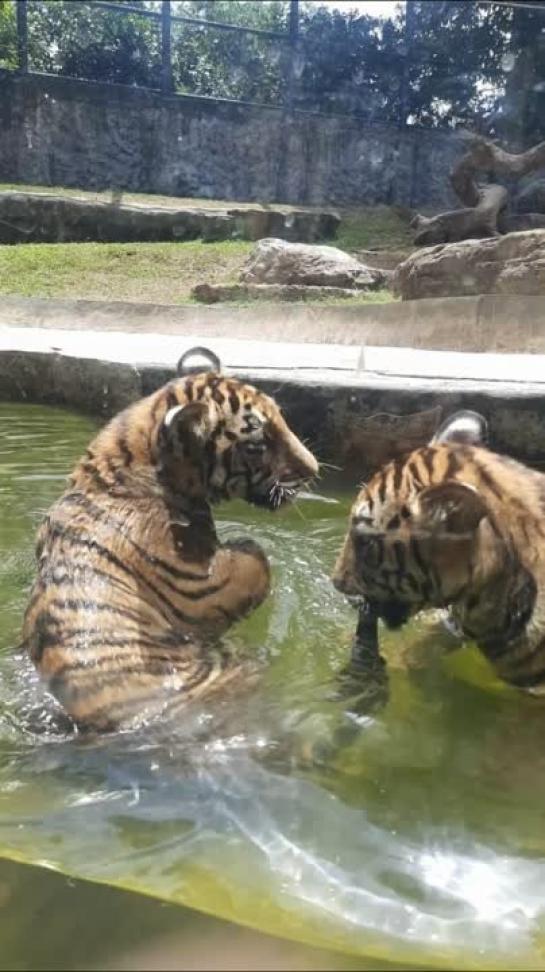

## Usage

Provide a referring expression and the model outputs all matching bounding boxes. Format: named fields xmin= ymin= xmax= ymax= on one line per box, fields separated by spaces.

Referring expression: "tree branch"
xmin=411 ymin=134 xmax=545 ymax=246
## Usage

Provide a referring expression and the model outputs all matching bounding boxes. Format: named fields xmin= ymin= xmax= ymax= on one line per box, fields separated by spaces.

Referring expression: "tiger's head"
xmin=332 ymin=410 xmax=497 ymax=628
xmin=159 ymin=375 xmax=318 ymax=509
xmin=85 ymin=348 xmax=319 ymax=511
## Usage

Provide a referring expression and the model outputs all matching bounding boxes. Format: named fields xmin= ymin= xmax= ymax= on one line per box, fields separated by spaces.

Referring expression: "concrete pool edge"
xmin=1 ymin=324 xmax=545 ymax=466
xmin=1 ymin=293 xmax=545 ymax=353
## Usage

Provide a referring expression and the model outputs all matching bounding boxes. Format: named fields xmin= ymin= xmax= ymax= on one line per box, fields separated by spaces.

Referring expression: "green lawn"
xmin=335 ymin=205 xmax=413 ymax=251
xmin=0 ymin=240 xmax=395 ymax=304
xmin=0 ymin=240 xmax=253 ymax=304
xmin=0 ymin=184 xmax=408 ymax=304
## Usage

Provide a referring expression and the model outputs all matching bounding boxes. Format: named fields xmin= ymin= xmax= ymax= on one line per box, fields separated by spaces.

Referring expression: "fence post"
xmin=277 ymin=1 xmax=299 ymax=202
xmin=16 ymin=0 xmax=29 ymax=74
xmin=399 ymin=0 xmax=415 ymax=128
xmin=285 ymin=0 xmax=299 ymax=111
xmin=161 ymin=0 xmax=173 ymax=93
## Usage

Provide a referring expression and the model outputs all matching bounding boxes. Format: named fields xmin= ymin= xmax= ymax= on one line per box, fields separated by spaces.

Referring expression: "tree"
xmin=500 ymin=0 xmax=545 ymax=145
xmin=2 ymin=0 xmax=544 ymax=145
xmin=294 ymin=5 xmax=404 ymax=123
xmin=395 ymin=1 xmax=511 ymax=131
xmin=26 ymin=0 xmax=161 ymax=87
xmin=0 ymin=0 xmax=17 ymax=71
xmin=170 ymin=1 xmax=288 ymax=103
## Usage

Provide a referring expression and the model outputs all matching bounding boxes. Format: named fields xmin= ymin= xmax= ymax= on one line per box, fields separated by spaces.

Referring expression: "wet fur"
xmin=333 ymin=411 xmax=545 ymax=693
xmin=23 ymin=371 xmax=318 ymax=730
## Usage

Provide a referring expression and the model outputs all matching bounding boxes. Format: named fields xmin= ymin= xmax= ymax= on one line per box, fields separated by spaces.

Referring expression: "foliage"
xmin=501 ymin=0 xmax=545 ymax=142
xmin=171 ymin=1 xmax=287 ymax=102
xmin=400 ymin=2 xmax=511 ymax=132
xmin=3 ymin=0 xmax=545 ymax=141
xmin=0 ymin=0 xmax=17 ymax=70
xmin=27 ymin=0 xmax=162 ymax=86
xmin=295 ymin=5 xmax=404 ymax=123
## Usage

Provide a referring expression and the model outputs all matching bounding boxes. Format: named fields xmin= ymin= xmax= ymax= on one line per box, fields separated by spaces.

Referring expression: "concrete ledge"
xmin=1 ymin=294 xmax=545 ymax=353
xmin=2 ymin=326 xmax=545 ymax=473
xmin=0 ymin=191 xmax=339 ymax=245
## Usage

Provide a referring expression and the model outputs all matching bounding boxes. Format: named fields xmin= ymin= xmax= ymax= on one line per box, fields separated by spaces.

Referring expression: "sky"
xmin=313 ymin=1 xmax=404 ymax=18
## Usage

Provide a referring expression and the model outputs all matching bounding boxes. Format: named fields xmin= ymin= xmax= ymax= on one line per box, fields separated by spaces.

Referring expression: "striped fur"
xmin=332 ymin=411 xmax=545 ymax=693
xmin=23 ymin=371 xmax=318 ymax=730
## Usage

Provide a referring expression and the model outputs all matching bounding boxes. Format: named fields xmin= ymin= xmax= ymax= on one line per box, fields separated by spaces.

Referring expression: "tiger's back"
xmin=23 ymin=363 xmax=318 ymax=730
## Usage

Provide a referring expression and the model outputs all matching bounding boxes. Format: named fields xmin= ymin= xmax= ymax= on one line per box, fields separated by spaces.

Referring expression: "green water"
xmin=1 ymin=403 xmax=545 ymax=971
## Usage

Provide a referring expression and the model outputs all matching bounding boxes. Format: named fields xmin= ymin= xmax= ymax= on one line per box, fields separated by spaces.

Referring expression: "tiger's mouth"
xmin=379 ymin=599 xmax=413 ymax=629
xmin=333 ymin=574 xmax=415 ymax=629
xmin=249 ymin=479 xmax=304 ymax=511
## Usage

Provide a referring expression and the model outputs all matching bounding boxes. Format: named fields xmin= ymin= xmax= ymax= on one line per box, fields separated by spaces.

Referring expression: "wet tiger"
xmin=332 ymin=410 xmax=545 ymax=694
xmin=22 ymin=348 xmax=318 ymax=731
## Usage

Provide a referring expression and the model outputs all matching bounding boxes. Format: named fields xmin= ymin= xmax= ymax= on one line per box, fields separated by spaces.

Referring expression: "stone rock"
xmin=354 ymin=248 xmax=412 ymax=271
xmin=0 ymin=192 xmax=339 ymax=245
xmin=192 ymin=282 xmax=366 ymax=303
xmin=393 ymin=230 xmax=545 ymax=300
xmin=240 ymin=238 xmax=388 ymax=290
xmin=514 ymin=178 xmax=545 ymax=215
xmin=229 ymin=209 xmax=340 ymax=243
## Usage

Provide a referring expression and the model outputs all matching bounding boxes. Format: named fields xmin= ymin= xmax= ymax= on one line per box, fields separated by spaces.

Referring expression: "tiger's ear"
xmin=177 ymin=347 xmax=221 ymax=377
xmin=431 ymin=410 xmax=488 ymax=446
xmin=415 ymin=480 xmax=487 ymax=535
xmin=161 ymin=402 xmax=212 ymax=453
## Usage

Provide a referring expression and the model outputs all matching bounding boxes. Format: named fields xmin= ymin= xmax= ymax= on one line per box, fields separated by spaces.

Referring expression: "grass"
xmin=210 ymin=289 xmax=395 ymax=306
xmin=0 ymin=240 xmax=253 ymax=303
xmin=0 ymin=183 xmax=408 ymax=304
xmin=335 ymin=205 xmax=413 ymax=252
xmin=0 ymin=240 xmax=397 ymax=304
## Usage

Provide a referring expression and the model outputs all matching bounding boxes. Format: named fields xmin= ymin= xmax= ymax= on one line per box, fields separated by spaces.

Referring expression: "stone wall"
xmin=0 ymin=73 xmax=463 ymax=208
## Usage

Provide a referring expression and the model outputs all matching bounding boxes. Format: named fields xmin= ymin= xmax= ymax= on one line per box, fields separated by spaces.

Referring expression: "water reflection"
xmin=1 ymin=404 xmax=545 ymax=970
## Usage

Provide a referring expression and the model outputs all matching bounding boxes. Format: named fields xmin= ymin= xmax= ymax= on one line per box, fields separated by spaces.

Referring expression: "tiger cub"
xmin=332 ymin=410 xmax=545 ymax=694
xmin=23 ymin=349 xmax=318 ymax=731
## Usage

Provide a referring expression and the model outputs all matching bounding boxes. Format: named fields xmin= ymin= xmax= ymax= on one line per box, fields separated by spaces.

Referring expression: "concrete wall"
xmin=3 ymin=294 xmax=545 ymax=354
xmin=0 ymin=74 xmax=463 ymax=208
xmin=2 ymin=328 xmax=545 ymax=474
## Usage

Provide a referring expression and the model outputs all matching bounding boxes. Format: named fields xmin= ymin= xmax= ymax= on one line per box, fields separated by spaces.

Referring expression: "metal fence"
xmin=12 ymin=0 xmax=300 ymax=107
xmin=3 ymin=0 xmax=545 ymax=136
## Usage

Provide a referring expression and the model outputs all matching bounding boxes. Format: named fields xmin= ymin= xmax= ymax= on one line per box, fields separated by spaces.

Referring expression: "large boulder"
xmin=240 ymin=238 xmax=388 ymax=290
xmin=393 ymin=230 xmax=545 ymax=300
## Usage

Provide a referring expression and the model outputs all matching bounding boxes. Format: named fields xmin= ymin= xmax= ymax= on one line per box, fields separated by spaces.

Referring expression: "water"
xmin=0 ymin=858 xmax=402 ymax=971
xmin=1 ymin=403 xmax=545 ymax=970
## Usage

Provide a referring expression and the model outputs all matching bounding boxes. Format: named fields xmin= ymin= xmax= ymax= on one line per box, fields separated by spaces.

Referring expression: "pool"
xmin=1 ymin=403 xmax=545 ymax=971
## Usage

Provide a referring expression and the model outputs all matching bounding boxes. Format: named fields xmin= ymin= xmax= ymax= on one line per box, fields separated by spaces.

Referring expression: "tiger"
xmin=332 ymin=409 xmax=545 ymax=695
xmin=22 ymin=348 xmax=318 ymax=732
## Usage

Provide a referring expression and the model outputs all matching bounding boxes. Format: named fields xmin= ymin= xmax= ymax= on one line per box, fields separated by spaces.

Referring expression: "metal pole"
xmin=161 ymin=0 xmax=173 ymax=94
xmin=399 ymin=0 xmax=415 ymax=129
xmin=285 ymin=0 xmax=299 ymax=110
xmin=17 ymin=0 xmax=29 ymax=74
xmin=289 ymin=0 xmax=299 ymax=41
